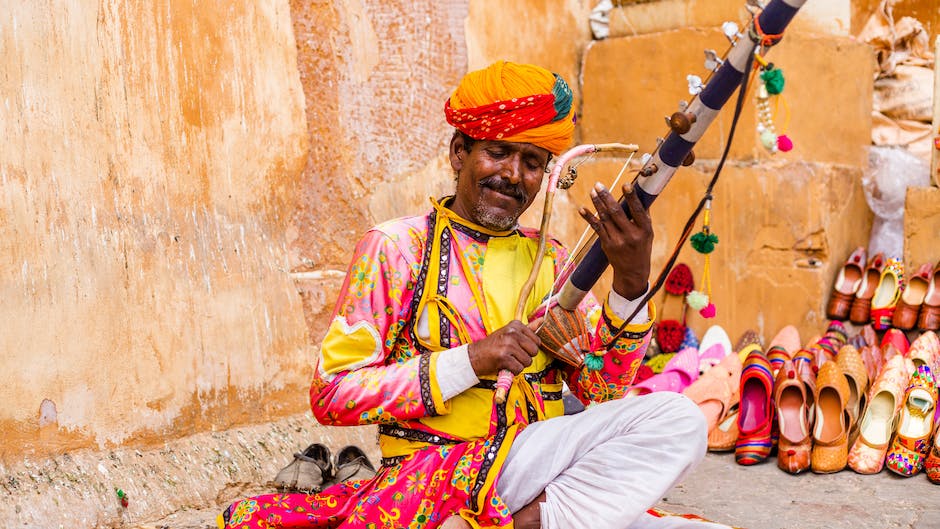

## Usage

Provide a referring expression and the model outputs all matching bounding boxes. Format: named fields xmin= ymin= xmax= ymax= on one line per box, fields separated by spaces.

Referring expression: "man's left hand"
xmin=578 ymin=182 xmax=652 ymax=300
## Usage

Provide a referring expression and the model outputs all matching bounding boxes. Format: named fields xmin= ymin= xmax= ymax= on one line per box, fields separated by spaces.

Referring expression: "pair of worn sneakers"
xmin=272 ymin=443 xmax=376 ymax=493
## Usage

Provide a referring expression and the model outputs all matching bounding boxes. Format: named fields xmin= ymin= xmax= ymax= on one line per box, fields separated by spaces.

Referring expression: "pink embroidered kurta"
xmin=219 ymin=199 xmax=653 ymax=529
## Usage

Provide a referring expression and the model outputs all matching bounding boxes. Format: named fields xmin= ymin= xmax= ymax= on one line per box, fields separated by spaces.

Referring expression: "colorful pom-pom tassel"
xmin=690 ymin=232 xmax=719 ymax=254
xmin=699 ymin=303 xmax=717 ymax=318
xmin=584 ymin=352 xmax=605 ymax=371
xmin=686 ymin=290 xmax=709 ymax=311
xmin=759 ymin=67 xmax=785 ymax=95
xmin=656 ymin=320 xmax=686 ymax=354
xmin=760 ymin=129 xmax=777 ymax=151
xmin=777 ymin=134 xmax=793 ymax=152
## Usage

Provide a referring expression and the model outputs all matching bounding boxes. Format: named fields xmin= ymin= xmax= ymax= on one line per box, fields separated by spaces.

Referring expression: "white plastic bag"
xmin=862 ymin=146 xmax=931 ymax=257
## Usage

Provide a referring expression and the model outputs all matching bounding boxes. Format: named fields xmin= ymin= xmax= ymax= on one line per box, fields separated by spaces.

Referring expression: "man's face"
xmin=448 ymin=134 xmax=550 ymax=231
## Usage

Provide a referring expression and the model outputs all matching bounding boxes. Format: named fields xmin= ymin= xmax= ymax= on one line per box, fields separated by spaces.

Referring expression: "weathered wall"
xmin=289 ymin=0 xmax=595 ymax=350
xmin=286 ymin=0 xmax=472 ymax=349
xmin=1 ymin=0 xmax=310 ymax=459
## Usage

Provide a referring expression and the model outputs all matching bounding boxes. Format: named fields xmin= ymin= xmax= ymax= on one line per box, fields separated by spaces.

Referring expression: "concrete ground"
xmin=135 ymin=451 xmax=940 ymax=529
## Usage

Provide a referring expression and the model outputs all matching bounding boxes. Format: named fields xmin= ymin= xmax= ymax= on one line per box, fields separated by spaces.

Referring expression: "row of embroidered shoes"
xmin=826 ymin=246 xmax=940 ymax=332
xmin=710 ymin=321 xmax=940 ymax=481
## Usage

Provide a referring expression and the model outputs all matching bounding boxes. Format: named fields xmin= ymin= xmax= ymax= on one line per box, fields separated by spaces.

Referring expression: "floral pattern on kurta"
xmin=220 ymin=199 xmax=652 ymax=529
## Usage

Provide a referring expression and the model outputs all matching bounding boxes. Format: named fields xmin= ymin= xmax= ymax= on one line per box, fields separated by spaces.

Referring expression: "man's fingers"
xmin=621 ymin=182 xmax=651 ymax=231
xmin=527 ymin=317 xmax=544 ymax=332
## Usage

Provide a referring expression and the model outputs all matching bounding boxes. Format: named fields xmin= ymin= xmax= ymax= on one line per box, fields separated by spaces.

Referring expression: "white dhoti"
xmin=497 ymin=392 xmax=728 ymax=529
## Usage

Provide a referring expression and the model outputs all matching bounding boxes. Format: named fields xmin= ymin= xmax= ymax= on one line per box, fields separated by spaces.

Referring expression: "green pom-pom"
xmin=686 ymin=290 xmax=709 ymax=311
xmin=690 ymin=231 xmax=719 ymax=254
xmin=584 ymin=353 xmax=605 ymax=371
xmin=760 ymin=68 xmax=785 ymax=95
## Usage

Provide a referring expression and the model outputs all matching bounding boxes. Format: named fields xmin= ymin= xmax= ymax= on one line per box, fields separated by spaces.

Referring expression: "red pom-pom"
xmin=699 ymin=303 xmax=717 ymax=318
xmin=633 ymin=364 xmax=655 ymax=383
xmin=664 ymin=263 xmax=694 ymax=295
xmin=656 ymin=319 xmax=686 ymax=353
xmin=777 ymin=134 xmax=793 ymax=152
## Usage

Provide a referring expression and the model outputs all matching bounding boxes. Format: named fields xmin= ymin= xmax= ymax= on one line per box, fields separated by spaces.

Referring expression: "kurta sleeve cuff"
xmin=607 ymin=285 xmax=650 ymax=324
xmin=434 ymin=345 xmax=480 ymax=402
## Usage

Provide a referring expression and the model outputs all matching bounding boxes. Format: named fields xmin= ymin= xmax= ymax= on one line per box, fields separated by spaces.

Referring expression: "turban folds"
xmin=444 ymin=61 xmax=575 ymax=155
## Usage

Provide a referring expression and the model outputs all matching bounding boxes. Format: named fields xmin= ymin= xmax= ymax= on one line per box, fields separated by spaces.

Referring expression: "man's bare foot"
xmin=440 ymin=515 xmax=472 ymax=529
xmin=513 ymin=492 xmax=546 ymax=529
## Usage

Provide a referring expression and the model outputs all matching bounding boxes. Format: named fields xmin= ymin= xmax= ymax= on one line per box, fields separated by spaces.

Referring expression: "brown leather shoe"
xmin=850 ymin=253 xmax=885 ymax=324
xmin=893 ymin=263 xmax=933 ymax=330
xmin=827 ymin=247 xmax=866 ymax=321
xmin=918 ymin=261 xmax=940 ymax=331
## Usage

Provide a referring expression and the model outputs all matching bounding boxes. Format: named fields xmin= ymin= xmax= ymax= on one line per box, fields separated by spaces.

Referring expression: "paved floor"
xmin=661 ymin=452 xmax=939 ymax=529
xmin=135 ymin=452 xmax=940 ymax=529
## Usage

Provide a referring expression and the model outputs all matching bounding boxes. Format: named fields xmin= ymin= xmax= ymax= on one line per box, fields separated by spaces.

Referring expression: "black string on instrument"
xmin=603 ymin=50 xmax=757 ymax=349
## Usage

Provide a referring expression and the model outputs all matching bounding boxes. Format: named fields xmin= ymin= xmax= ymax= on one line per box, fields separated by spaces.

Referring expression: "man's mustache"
xmin=479 ymin=176 xmax=527 ymax=202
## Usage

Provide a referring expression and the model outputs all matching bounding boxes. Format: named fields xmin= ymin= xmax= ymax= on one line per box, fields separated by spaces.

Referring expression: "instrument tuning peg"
xmin=704 ymin=50 xmax=723 ymax=71
xmin=638 ymin=164 xmax=659 ymax=177
xmin=686 ymin=74 xmax=704 ymax=95
xmin=668 ymin=111 xmax=697 ymax=135
xmin=721 ymin=21 xmax=742 ymax=42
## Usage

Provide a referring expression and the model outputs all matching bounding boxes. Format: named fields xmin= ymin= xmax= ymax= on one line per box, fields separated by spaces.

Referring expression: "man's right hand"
xmin=467 ymin=319 xmax=542 ymax=377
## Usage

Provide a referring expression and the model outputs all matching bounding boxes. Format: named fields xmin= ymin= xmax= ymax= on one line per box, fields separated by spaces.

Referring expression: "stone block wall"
xmin=577 ymin=8 xmax=877 ymax=342
xmin=558 ymin=160 xmax=872 ymax=343
xmin=581 ymin=30 xmax=872 ymax=167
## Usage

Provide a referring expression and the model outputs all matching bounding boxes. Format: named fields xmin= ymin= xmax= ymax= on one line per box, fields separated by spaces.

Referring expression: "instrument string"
xmin=602 ymin=49 xmax=757 ymax=349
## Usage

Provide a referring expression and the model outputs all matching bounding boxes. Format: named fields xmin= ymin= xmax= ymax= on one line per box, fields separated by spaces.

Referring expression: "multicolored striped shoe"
xmin=735 ymin=349 xmax=775 ymax=465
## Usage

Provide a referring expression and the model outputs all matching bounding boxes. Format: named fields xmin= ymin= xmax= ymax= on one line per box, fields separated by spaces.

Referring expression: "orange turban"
xmin=444 ymin=61 xmax=575 ymax=155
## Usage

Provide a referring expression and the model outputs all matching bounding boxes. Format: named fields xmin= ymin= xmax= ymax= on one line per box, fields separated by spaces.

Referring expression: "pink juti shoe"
xmin=628 ymin=346 xmax=699 ymax=396
xmin=908 ymin=331 xmax=940 ymax=375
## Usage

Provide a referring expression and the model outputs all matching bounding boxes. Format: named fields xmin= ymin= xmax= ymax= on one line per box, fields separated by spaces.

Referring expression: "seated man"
xmin=220 ymin=61 xmax=712 ymax=529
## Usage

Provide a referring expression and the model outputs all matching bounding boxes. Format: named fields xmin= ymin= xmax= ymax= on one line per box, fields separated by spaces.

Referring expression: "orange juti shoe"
xmin=847 ymin=355 xmax=911 ymax=474
xmin=811 ymin=361 xmax=851 ymax=473
xmin=827 ymin=247 xmax=866 ymax=321
xmin=836 ymin=345 xmax=869 ymax=444
xmin=775 ymin=358 xmax=813 ymax=474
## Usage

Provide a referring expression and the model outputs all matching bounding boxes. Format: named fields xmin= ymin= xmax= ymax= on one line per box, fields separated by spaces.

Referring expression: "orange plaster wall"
xmin=0 ymin=0 xmax=310 ymax=461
